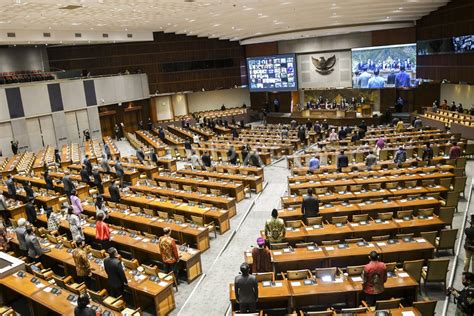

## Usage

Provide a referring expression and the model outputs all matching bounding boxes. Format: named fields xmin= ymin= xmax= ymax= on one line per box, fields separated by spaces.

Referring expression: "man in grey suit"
xmin=14 ymin=218 xmax=27 ymax=256
xmin=301 ymin=188 xmax=319 ymax=223
xmin=62 ymin=170 xmax=75 ymax=197
xmin=5 ymin=174 xmax=16 ymax=197
xmin=100 ymin=155 xmax=111 ymax=173
xmin=25 ymin=226 xmax=47 ymax=262
xmin=234 ymin=263 xmax=258 ymax=313
xmin=114 ymin=158 xmax=124 ymax=187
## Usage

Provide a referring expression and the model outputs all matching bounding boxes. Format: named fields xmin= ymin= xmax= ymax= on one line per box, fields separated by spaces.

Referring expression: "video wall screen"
xmin=247 ymin=54 xmax=298 ymax=92
xmin=352 ymin=44 xmax=416 ymax=89
xmin=453 ymin=35 xmax=474 ymax=53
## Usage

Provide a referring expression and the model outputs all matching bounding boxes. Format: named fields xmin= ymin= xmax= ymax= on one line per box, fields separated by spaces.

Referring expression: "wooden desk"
xmin=102 ymin=193 xmax=230 ymax=234
xmin=67 ymin=163 xmax=140 ymax=186
xmin=0 ymin=185 xmax=59 ymax=212
xmin=154 ymin=173 xmax=244 ymax=204
xmin=177 ymin=169 xmax=264 ymax=193
xmin=81 ymin=203 xmax=210 ymax=252
xmin=131 ymin=184 xmax=237 ymax=216
xmin=0 ymin=271 xmax=120 ymax=316
xmin=13 ymin=174 xmax=90 ymax=199
xmin=215 ymin=164 xmax=264 ymax=178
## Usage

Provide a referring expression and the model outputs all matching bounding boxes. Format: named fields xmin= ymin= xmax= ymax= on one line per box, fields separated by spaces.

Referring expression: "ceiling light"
xmin=243 ymin=7 xmax=253 ymax=11
xmin=280 ymin=1 xmax=292 ymax=4
xmin=71 ymin=22 xmax=81 ymax=25
xmin=213 ymin=23 xmax=220 ymax=27
xmin=188 ymin=19 xmax=195 ymax=22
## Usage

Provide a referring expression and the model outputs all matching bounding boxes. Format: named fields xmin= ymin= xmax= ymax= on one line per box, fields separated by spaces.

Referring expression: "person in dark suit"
xmin=83 ymin=155 xmax=93 ymax=176
xmin=147 ymin=118 xmax=153 ymax=131
xmin=92 ymin=167 xmax=103 ymax=194
xmin=301 ymin=188 xmax=319 ymax=223
xmin=10 ymin=140 xmax=18 ymax=155
xmin=234 ymin=262 xmax=258 ymax=313
xmin=114 ymin=159 xmax=124 ymax=187
xmin=150 ymin=149 xmax=158 ymax=167
xmin=228 ymin=146 xmax=237 ymax=165
xmin=74 ymin=293 xmax=96 ymax=316
xmin=108 ymin=180 xmax=121 ymax=203
xmin=201 ymin=151 xmax=211 ymax=168
xmin=80 ymin=165 xmax=90 ymax=184
xmin=25 ymin=225 xmax=45 ymax=262
xmin=104 ymin=247 xmax=128 ymax=297
xmin=23 ymin=182 xmax=34 ymax=199
xmin=44 ymin=170 xmax=54 ymax=191
xmin=62 ymin=170 xmax=76 ymax=197
xmin=337 ymin=150 xmax=349 ymax=172
xmin=136 ymin=147 xmax=145 ymax=163
xmin=25 ymin=198 xmax=37 ymax=225
xmin=5 ymin=174 xmax=16 ymax=197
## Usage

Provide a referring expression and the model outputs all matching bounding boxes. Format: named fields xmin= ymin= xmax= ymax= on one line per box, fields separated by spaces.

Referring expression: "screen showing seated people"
xmin=352 ymin=44 xmax=416 ymax=89
xmin=453 ymin=35 xmax=474 ymax=53
xmin=247 ymin=54 xmax=298 ymax=92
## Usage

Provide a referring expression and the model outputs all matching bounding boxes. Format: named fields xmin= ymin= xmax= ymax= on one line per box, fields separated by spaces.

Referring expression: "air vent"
xmin=7 ymin=32 xmax=15 ymax=38
xmin=75 ymin=33 xmax=82 ymax=38
xmin=43 ymin=32 xmax=51 ymax=37
xmin=127 ymin=34 xmax=133 ymax=38
xmin=59 ymin=5 xmax=82 ymax=10
xmin=102 ymin=33 xmax=109 ymax=38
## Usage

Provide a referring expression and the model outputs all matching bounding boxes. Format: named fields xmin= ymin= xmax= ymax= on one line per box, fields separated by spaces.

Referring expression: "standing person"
xmin=413 ymin=116 xmax=423 ymax=129
xmin=375 ymin=136 xmax=385 ymax=150
xmin=227 ymin=146 xmax=237 ymax=165
xmin=301 ymin=188 xmax=319 ymax=223
xmin=362 ymin=251 xmax=387 ymax=306
xmin=449 ymin=141 xmax=462 ymax=160
xmin=394 ymin=146 xmax=407 ymax=166
xmin=365 ymin=151 xmax=378 ymax=170
xmin=234 ymin=263 xmax=259 ymax=313
xmin=54 ymin=149 xmax=61 ymax=165
xmin=83 ymin=155 xmax=93 ymax=176
xmin=114 ymin=158 xmax=124 ymax=187
xmin=108 ymin=180 xmax=121 ymax=203
xmin=395 ymin=120 xmax=404 ymax=133
xmin=0 ymin=220 xmax=8 ymax=251
xmin=447 ymin=272 xmax=474 ymax=316
xmin=95 ymin=213 xmax=110 ymax=250
xmin=201 ymin=151 xmax=212 ymax=168
xmin=70 ymin=190 xmax=83 ymax=215
xmin=0 ymin=192 xmax=9 ymax=225
xmin=44 ymin=170 xmax=54 ymax=191
xmin=62 ymin=170 xmax=75 ymax=198
xmin=184 ymin=139 xmax=192 ymax=160
xmin=15 ymin=218 xmax=27 ymax=256
xmin=95 ymin=195 xmax=108 ymax=219
xmin=308 ymin=156 xmax=320 ymax=172
xmin=10 ymin=140 xmax=19 ymax=155
xmin=158 ymin=127 xmax=165 ymax=141
xmin=231 ymin=128 xmax=239 ymax=140
xmin=25 ymin=198 xmax=37 ymax=226
xmin=83 ymin=129 xmax=91 ymax=142
xmin=273 ymin=98 xmax=280 ymax=112
xmin=80 ymin=165 xmax=90 ymax=184
xmin=103 ymin=247 xmax=128 ymax=297
xmin=92 ymin=166 xmax=103 ymax=194
xmin=158 ymin=227 xmax=180 ymax=283
xmin=328 ymin=129 xmax=338 ymax=142
xmin=113 ymin=124 xmax=120 ymax=141
xmin=74 ymin=293 xmax=96 ymax=316
xmin=245 ymin=151 xmax=263 ymax=168
xmin=25 ymin=226 xmax=45 ymax=262
xmin=5 ymin=175 xmax=16 ymax=197
xmin=193 ymin=133 xmax=200 ymax=145
xmin=72 ymin=239 xmax=94 ymax=290
xmin=298 ymin=126 xmax=306 ymax=145
xmin=264 ymin=209 xmax=285 ymax=243
xmin=150 ymin=149 xmax=159 ymax=167
xmin=464 ymin=215 xmax=474 ymax=272
xmin=138 ymin=120 xmax=144 ymax=130
xmin=100 ymin=155 xmax=111 ymax=173
xmin=67 ymin=206 xmax=84 ymax=242
xmin=136 ymin=147 xmax=145 ymax=163
xmin=422 ymin=142 xmax=434 ymax=166
xmin=337 ymin=150 xmax=349 ymax=172
xmin=104 ymin=142 xmax=112 ymax=160
xmin=190 ymin=151 xmax=201 ymax=169
xmin=251 ymin=237 xmax=272 ymax=273
xmin=47 ymin=207 xmax=61 ymax=233
xmin=23 ymin=182 xmax=34 ymax=199
xmin=147 ymin=118 xmax=153 ymax=131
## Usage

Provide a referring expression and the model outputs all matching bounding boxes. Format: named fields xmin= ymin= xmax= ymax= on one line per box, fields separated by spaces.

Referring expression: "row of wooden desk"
xmin=230 ymin=272 xmax=419 ymax=312
xmin=12 ymin=174 xmax=90 ymax=199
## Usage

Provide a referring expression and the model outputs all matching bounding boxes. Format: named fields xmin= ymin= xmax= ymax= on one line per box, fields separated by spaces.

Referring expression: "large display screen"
xmin=247 ymin=54 xmax=298 ymax=92
xmin=352 ymin=44 xmax=416 ymax=89
xmin=453 ymin=35 xmax=474 ymax=53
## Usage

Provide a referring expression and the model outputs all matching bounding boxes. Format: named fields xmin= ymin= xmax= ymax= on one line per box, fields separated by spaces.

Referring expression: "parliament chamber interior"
xmin=0 ymin=0 xmax=473 ymax=315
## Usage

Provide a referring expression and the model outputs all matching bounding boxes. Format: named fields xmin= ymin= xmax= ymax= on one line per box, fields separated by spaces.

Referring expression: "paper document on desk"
xmin=273 ymin=251 xmax=282 ymax=255
xmin=377 ymin=242 xmax=387 ymax=246
xmin=273 ymin=282 xmax=283 ymax=287
xmin=291 ymin=281 xmax=301 ymax=286
xmin=401 ymin=312 xmax=415 ymax=316
xmin=351 ymin=276 xmax=363 ymax=282
xmin=398 ymin=272 xmax=409 ymax=278
xmin=43 ymin=286 xmax=53 ymax=293
xmin=158 ymin=281 xmax=169 ymax=287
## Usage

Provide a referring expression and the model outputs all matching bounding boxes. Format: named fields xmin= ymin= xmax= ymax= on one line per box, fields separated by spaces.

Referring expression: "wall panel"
xmin=21 ymin=85 xmax=50 ymax=117
xmin=0 ymin=90 xmax=10 ymax=122
xmin=61 ymin=81 xmax=87 ymax=110
xmin=0 ymin=123 xmax=13 ymax=156
xmin=187 ymin=88 xmax=250 ymax=113
xmin=39 ymin=115 xmax=57 ymax=148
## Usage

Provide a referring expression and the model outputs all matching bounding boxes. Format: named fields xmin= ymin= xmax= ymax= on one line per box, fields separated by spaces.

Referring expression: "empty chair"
xmin=417 ymin=208 xmax=434 ymax=217
xmin=352 ymin=214 xmax=369 ymax=223
xmin=182 ymin=185 xmax=193 ymax=191
xmin=385 ymin=182 xmax=398 ymax=189
xmin=304 ymin=310 xmax=335 ymax=316
xmin=378 ymin=212 xmax=393 ymax=221
xmin=321 ymin=240 xmax=340 ymax=245
xmin=345 ymin=238 xmax=364 ymax=244
xmin=346 ymin=265 xmax=364 ymax=276
xmin=173 ymin=214 xmax=186 ymax=223
xmin=403 ymin=259 xmax=424 ymax=284
xmin=334 ymin=185 xmax=347 ymax=192
xmin=87 ymin=289 xmax=125 ymax=312
xmin=295 ymin=242 xmax=315 ymax=248
xmin=210 ymin=188 xmax=222 ymax=195
xmin=404 ymin=180 xmax=417 ymax=188
xmin=396 ymin=210 xmax=413 ymax=219
xmin=349 ymin=185 xmax=363 ymax=192
xmin=372 ymin=235 xmax=390 ymax=241
xmin=254 ymin=272 xmax=274 ymax=282
xmin=384 ymin=262 xmax=397 ymax=273
xmin=330 ymin=216 xmax=348 ymax=225
xmin=122 ymin=258 xmax=140 ymax=270
xmin=374 ymin=298 xmax=402 ymax=310
xmin=420 ymin=231 xmax=438 ymax=246
xmin=158 ymin=211 xmax=169 ymax=219
xmin=286 ymin=220 xmax=304 ymax=228
xmin=421 ymin=179 xmax=435 ymax=187
xmin=435 ymin=228 xmax=458 ymax=254
xmin=191 ymin=215 xmax=217 ymax=238
xmin=307 ymin=217 xmax=323 ymax=226
xmin=368 ymin=183 xmax=381 ymax=190
xmin=315 ymin=187 xmax=328 ymax=195
xmin=315 ymin=267 xmax=337 ymax=280
xmin=283 ymin=269 xmax=313 ymax=280
xmin=452 ymin=176 xmax=467 ymax=197
xmin=413 ymin=300 xmax=437 ymax=316
xmin=270 ymin=242 xmax=289 ymax=250
xmin=439 ymin=206 xmax=455 ymax=228
xmin=437 ymin=177 xmax=452 ymax=189
xmin=197 ymin=187 xmax=208 ymax=194
xmin=340 ymin=307 xmax=368 ymax=314
xmin=396 ymin=233 xmax=414 ymax=239
xmin=421 ymin=258 xmax=450 ymax=289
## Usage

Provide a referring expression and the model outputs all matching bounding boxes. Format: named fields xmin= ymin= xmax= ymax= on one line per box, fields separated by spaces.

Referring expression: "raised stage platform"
xmin=267 ymin=112 xmax=382 ymax=126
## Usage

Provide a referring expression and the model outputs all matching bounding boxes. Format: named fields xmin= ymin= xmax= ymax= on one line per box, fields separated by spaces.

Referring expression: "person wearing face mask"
xmin=447 ymin=272 xmax=474 ymax=316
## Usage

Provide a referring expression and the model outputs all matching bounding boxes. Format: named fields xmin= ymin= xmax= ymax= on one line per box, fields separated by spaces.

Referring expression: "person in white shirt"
xmin=190 ymin=151 xmax=201 ymax=169
xmin=193 ymin=134 xmax=200 ymax=145
xmin=328 ymin=129 xmax=338 ymax=142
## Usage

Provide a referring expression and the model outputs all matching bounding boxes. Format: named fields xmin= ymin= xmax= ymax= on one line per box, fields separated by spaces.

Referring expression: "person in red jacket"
xmin=95 ymin=212 xmax=110 ymax=250
xmin=449 ymin=141 xmax=462 ymax=160
xmin=362 ymin=251 xmax=387 ymax=306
